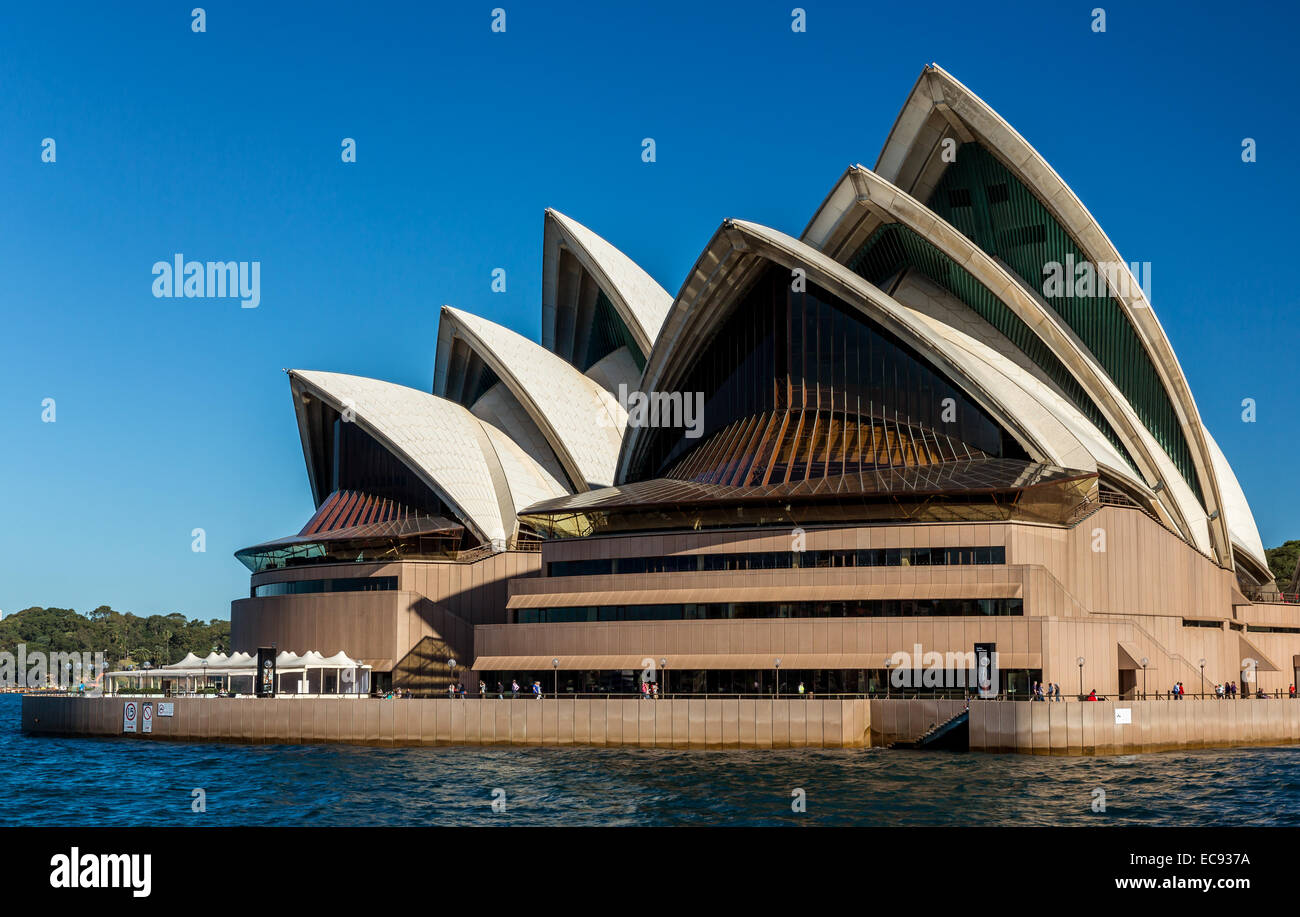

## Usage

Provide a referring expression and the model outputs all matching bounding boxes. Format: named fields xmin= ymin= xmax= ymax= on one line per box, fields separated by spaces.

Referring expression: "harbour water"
xmin=8 ymin=696 xmax=1300 ymax=826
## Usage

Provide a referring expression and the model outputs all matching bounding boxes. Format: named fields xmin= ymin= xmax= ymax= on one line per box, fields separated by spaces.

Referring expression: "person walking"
xmin=511 ymin=679 xmax=520 ymax=699
xmin=532 ymin=680 xmax=542 ymax=701
xmin=479 ymin=679 xmax=487 ymax=699
xmin=496 ymin=680 xmax=504 ymax=699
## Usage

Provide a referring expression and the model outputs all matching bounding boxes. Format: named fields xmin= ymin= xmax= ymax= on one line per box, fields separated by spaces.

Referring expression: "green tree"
xmin=1266 ymin=541 xmax=1300 ymax=591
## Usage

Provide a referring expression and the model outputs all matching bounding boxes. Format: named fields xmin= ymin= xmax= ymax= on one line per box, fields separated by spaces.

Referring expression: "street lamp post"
xmin=202 ymin=660 xmax=208 ymax=696
xmin=1199 ymin=658 xmax=1206 ymax=698
xmin=1076 ymin=656 xmax=1084 ymax=698
xmin=448 ymin=658 xmax=456 ymax=698
xmin=883 ymin=658 xmax=892 ymax=700
xmin=660 ymin=658 xmax=668 ymax=698
xmin=774 ymin=658 xmax=781 ymax=699
xmin=552 ymin=658 xmax=559 ymax=698
xmin=1140 ymin=658 xmax=1149 ymax=699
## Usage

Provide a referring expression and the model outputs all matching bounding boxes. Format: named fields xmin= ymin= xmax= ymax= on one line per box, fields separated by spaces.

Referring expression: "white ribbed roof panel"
xmin=1203 ymin=426 xmax=1268 ymax=574
xmin=542 ymin=209 xmax=672 ymax=360
xmin=437 ymin=306 xmax=626 ymax=490
xmin=872 ymin=62 xmax=1232 ymax=565
xmin=290 ymin=370 xmax=512 ymax=543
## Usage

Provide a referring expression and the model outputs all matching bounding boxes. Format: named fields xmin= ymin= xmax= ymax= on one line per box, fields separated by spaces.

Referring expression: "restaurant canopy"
xmin=105 ymin=649 xmax=371 ymax=694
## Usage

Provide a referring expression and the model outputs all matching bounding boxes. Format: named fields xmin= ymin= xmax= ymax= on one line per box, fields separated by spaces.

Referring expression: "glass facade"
xmin=626 ymin=263 xmax=1026 ymax=484
xmin=847 ymin=221 xmax=1137 ymax=473
xmin=926 ymin=142 xmax=1203 ymax=505
xmin=253 ymin=575 xmax=398 ymax=598
xmin=514 ymin=597 xmax=1023 ymax=624
xmin=583 ymin=288 xmax=645 ymax=372
xmin=301 ymin=399 xmax=456 ymax=522
xmin=238 ymin=535 xmax=461 ymax=574
xmin=475 ymin=667 xmax=1039 ymax=699
xmin=547 ymin=545 xmax=1006 ymax=577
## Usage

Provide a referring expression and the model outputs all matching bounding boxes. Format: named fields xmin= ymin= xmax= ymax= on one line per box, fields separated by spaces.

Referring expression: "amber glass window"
xmin=630 ymin=263 xmax=1022 ymax=483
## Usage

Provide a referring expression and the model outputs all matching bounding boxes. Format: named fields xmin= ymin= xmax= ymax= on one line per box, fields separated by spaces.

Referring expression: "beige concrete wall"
xmin=27 ymin=696 xmax=1300 ymax=755
xmin=501 ymin=506 xmax=1300 ymax=698
xmin=525 ymin=506 xmax=1238 ymax=622
xmin=21 ymin=695 xmax=870 ymax=749
xmin=477 ymin=617 xmax=1046 ymax=667
xmin=966 ymin=700 xmax=1300 ymax=755
xmin=231 ymin=551 xmax=540 ymax=672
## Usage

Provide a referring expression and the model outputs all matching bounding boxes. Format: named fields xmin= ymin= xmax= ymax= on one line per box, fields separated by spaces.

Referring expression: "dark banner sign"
xmin=974 ymin=642 xmax=997 ymax=698
xmin=256 ymin=647 xmax=276 ymax=698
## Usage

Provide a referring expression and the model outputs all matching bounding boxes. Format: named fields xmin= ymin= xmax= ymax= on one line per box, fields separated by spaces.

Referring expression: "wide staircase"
xmin=889 ymin=708 xmax=970 ymax=751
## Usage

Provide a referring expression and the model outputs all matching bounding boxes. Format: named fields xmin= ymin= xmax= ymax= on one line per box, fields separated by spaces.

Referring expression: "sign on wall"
xmin=256 ymin=646 xmax=276 ymax=698
xmin=122 ymin=700 xmax=137 ymax=733
xmin=157 ymin=702 xmax=174 ymax=717
xmin=1115 ymin=708 xmax=1132 ymax=725
xmin=973 ymin=643 xmax=998 ymax=698
xmin=141 ymin=702 xmax=154 ymax=733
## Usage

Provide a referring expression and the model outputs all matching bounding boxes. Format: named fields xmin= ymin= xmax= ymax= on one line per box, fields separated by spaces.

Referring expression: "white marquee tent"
xmin=105 ymin=650 xmax=371 ymax=696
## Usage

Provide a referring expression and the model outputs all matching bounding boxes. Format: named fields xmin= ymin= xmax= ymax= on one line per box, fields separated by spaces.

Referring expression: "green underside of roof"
xmin=584 ymin=288 xmax=646 ymax=372
xmin=847 ymin=221 xmax=1138 ymax=476
xmin=924 ymin=142 xmax=1203 ymax=507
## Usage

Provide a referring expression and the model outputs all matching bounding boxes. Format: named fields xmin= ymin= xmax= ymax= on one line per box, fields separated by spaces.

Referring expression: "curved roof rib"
xmin=870 ymin=63 xmax=1232 ymax=566
xmin=1202 ymin=426 xmax=1269 ymax=579
xmin=289 ymin=370 xmax=565 ymax=545
xmin=621 ymin=218 xmax=1124 ymax=490
xmin=541 ymin=209 xmax=673 ymax=369
xmin=801 ymin=165 xmax=1208 ymax=551
xmin=434 ymin=306 xmax=626 ymax=491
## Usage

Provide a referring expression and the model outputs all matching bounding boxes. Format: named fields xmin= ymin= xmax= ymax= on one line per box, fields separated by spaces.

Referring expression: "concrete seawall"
xmin=967 ymin=699 xmax=1300 ymax=754
xmin=22 ymin=695 xmax=1300 ymax=754
xmin=21 ymin=695 xmax=871 ymax=749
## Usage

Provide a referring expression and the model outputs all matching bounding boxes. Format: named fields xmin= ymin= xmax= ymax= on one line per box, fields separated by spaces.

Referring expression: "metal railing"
xmin=386 ymin=687 xmax=1300 ymax=702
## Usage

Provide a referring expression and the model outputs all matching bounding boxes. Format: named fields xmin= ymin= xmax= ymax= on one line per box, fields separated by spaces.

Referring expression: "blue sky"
xmin=1 ymin=0 xmax=1296 ymax=620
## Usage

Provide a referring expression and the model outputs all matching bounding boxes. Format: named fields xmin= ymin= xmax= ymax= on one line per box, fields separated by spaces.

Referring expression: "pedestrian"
xmin=532 ymin=680 xmax=542 ymax=700
xmin=511 ymin=679 xmax=519 ymax=699
xmin=798 ymin=681 xmax=806 ymax=697
xmin=496 ymin=680 xmax=504 ymax=699
xmin=479 ymin=679 xmax=486 ymax=698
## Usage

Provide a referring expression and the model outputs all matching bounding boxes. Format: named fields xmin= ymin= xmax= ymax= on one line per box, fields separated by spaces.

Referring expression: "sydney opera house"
xmin=231 ymin=64 xmax=1294 ymax=701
